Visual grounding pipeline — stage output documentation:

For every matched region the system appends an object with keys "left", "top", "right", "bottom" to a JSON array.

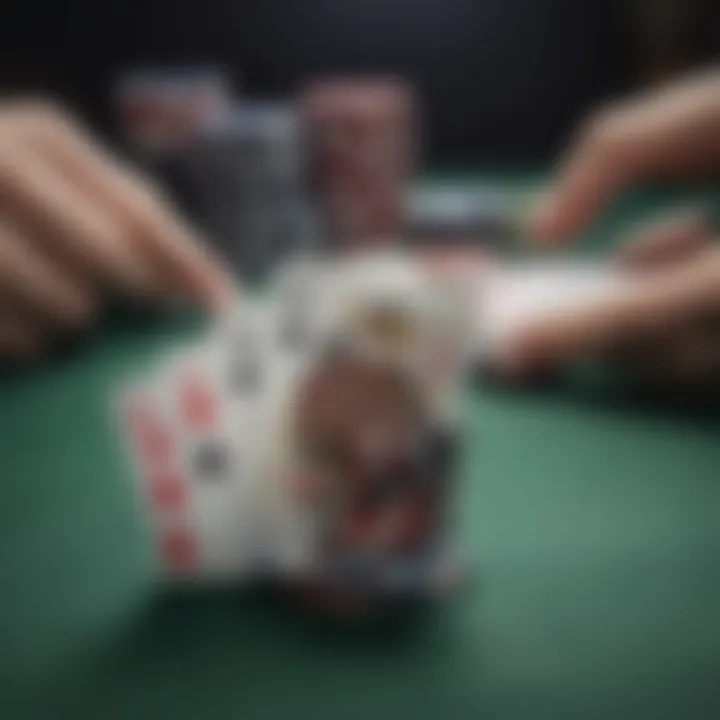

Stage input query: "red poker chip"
[{"left": 302, "top": 77, "right": 415, "bottom": 210}]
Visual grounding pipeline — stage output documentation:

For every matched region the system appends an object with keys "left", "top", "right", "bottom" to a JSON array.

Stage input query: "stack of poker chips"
[
  {"left": 113, "top": 66, "right": 235, "bottom": 219},
  {"left": 301, "top": 78, "right": 418, "bottom": 248},
  {"left": 177, "top": 104, "right": 319, "bottom": 283},
  {"left": 406, "top": 184, "right": 517, "bottom": 249},
  {"left": 114, "top": 66, "right": 234, "bottom": 154}
]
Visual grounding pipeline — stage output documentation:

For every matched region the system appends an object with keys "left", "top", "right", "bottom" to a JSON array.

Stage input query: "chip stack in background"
[
  {"left": 406, "top": 184, "right": 516, "bottom": 250},
  {"left": 113, "top": 66, "right": 235, "bottom": 221},
  {"left": 115, "top": 67, "right": 234, "bottom": 153},
  {"left": 177, "top": 103, "right": 319, "bottom": 283},
  {"left": 301, "top": 78, "right": 418, "bottom": 249}
]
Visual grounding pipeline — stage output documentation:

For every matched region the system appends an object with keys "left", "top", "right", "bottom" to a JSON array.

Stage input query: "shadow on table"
[
  {"left": 104, "top": 581, "right": 457, "bottom": 658},
  {"left": 475, "top": 366, "right": 720, "bottom": 428},
  {"left": 0, "top": 300, "right": 203, "bottom": 383},
  {"left": 56, "top": 583, "right": 470, "bottom": 720}
]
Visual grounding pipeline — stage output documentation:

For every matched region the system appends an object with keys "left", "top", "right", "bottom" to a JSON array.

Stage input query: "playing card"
[
  {"left": 118, "top": 343, "right": 264, "bottom": 583},
  {"left": 113, "top": 249, "right": 477, "bottom": 606},
  {"left": 259, "top": 252, "right": 473, "bottom": 599},
  {"left": 476, "top": 261, "right": 626, "bottom": 359},
  {"left": 268, "top": 255, "right": 337, "bottom": 361},
  {"left": 212, "top": 300, "right": 271, "bottom": 399},
  {"left": 209, "top": 296, "right": 322, "bottom": 576}
]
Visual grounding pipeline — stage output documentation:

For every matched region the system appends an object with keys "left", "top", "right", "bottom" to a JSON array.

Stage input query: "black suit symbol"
[
  {"left": 228, "top": 327, "right": 263, "bottom": 394},
  {"left": 193, "top": 440, "right": 230, "bottom": 481}
]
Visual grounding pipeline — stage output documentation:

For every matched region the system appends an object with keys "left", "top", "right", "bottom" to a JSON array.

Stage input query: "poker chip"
[
  {"left": 173, "top": 103, "right": 318, "bottom": 282},
  {"left": 301, "top": 78, "right": 417, "bottom": 246}
]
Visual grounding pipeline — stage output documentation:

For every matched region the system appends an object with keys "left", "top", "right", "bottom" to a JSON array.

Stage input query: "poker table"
[{"left": 1, "top": 175, "right": 720, "bottom": 720}]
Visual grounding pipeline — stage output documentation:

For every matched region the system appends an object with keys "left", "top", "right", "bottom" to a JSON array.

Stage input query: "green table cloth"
[{"left": 1, "top": 176, "right": 719, "bottom": 720}]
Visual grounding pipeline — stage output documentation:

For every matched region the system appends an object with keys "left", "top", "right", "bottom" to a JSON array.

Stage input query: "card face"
[
  {"left": 118, "top": 345, "right": 263, "bottom": 583},
  {"left": 472, "top": 261, "right": 624, "bottom": 359},
  {"left": 269, "top": 257, "right": 335, "bottom": 360},
  {"left": 221, "top": 310, "right": 268, "bottom": 398},
  {"left": 114, "top": 252, "right": 477, "bottom": 598}
]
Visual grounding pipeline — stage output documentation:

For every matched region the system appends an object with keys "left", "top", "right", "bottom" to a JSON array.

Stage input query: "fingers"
[
  {"left": 531, "top": 69, "right": 720, "bottom": 244},
  {"left": 0, "top": 97, "right": 237, "bottom": 360},
  {"left": 531, "top": 109, "right": 638, "bottom": 244},
  {"left": 0, "top": 218, "right": 94, "bottom": 327},
  {"left": 17, "top": 104, "right": 234, "bottom": 310},
  {"left": 496, "top": 247, "right": 720, "bottom": 377},
  {"left": 617, "top": 210, "right": 712, "bottom": 271},
  {"left": 0, "top": 139, "right": 151, "bottom": 295},
  {"left": 118, "top": 179, "right": 235, "bottom": 311}
]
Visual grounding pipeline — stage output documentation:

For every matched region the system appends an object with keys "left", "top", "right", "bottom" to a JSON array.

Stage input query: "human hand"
[
  {"left": 498, "top": 213, "right": 720, "bottom": 391},
  {"left": 0, "top": 99, "right": 233, "bottom": 357},
  {"left": 532, "top": 68, "right": 720, "bottom": 244}
]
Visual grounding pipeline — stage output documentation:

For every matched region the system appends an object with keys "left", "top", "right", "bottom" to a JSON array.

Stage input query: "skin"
[
  {"left": 0, "top": 99, "right": 233, "bottom": 358},
  {"left": 500, "top": 68, "right": 720, "bottom": 387}
]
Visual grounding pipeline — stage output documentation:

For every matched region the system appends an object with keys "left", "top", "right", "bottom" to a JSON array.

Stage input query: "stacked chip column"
[
  {"left": 302, "top": 79, "right": 417, "bottom": 249},
  {"left": 112, "top": 67, "right": 234, "bottom": 221},
  {"left": 180, "top": 104, "right": 318, "bottom": 283}
]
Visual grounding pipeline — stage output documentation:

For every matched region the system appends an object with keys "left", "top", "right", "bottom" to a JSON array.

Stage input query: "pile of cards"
[{"left": 115, "top": 250, "right": 476, "bottom": 609}]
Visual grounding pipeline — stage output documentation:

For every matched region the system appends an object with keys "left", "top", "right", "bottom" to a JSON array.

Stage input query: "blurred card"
[
  {"left": 117, "top": 345, "right": 263, "bottom": 583},
  {"left": 476, "top": 261, "right": 625, "bottom": 358}
]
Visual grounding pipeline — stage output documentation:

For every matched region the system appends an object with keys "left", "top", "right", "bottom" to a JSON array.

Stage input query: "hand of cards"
[{"left": 115, "top": 249, "right": 625, "bottom": 612}]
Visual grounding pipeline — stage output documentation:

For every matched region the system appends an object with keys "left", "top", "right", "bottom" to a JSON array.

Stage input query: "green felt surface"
[{"left": 1, "top": 179, "right": 720, "bottom": 720}]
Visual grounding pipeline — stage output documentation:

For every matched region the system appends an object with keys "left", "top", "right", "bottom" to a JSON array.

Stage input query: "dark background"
[{"left": 1, "top": 0, "right": 719, "bottom": 165}]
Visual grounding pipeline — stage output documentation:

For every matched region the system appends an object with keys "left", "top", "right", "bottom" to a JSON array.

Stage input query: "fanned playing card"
[
  {"left": 268, "top": 254, "right": 336, "bottom": 362},
  {"left": 117, "top": 341, "right": 266, "bottom": 583}
]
